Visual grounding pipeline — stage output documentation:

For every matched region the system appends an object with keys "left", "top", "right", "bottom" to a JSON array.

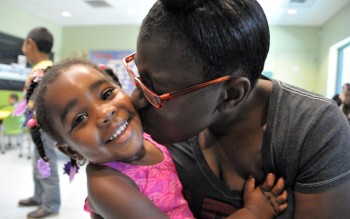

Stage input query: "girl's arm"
[{"left": 86, "top": 163, "right": 169, "bottom": 219}]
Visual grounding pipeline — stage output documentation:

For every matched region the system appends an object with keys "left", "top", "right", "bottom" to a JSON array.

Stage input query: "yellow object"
[
  {"left": 0, "top": 111, "right": 12, "bottom": 120},
  {"left": 32, "top": 60, "right": 53, "bottom": 71},
  {"left": 0, "top": 106, "right": 14, "bottom": 120}
]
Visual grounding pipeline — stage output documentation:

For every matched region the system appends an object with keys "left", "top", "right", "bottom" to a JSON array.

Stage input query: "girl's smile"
[{"left": 105, "top": 120, "right": 129, "bottom": 144}]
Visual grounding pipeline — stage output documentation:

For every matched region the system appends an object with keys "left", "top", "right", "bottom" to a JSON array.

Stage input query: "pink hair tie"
[
  {"left": 99, "top": 64, "right": 106, "bottom": 70},
  {"left": 27, "top": 119, "right": 37, "bottom": 128}
]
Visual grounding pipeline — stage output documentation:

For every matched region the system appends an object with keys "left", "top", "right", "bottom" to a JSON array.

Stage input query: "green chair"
[{"left": 0, "top": 113, "right": 25, "bottom": 154}]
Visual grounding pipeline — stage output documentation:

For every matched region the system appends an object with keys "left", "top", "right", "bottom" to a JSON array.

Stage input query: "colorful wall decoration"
[{"left": 89, "top": 50, "right": 136, "bottom": 95}]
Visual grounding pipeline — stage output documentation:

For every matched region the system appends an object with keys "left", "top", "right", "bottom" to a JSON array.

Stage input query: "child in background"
[
  {"left": 8, "top": 93, "right": 19, "bottom": 107},
  {"left": 22, "top": 58, "right": 287, "bottom": 219}
]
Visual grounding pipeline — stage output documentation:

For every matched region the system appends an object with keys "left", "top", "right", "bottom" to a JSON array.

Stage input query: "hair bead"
[{"left": 27, "top": 119, "right": 37, "bottom": 128}]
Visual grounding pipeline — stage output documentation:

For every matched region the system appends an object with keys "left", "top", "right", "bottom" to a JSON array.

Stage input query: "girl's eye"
[
  {"left": 101, "top": 88, "right": 118, "bottom": 100},
  {"left": 72, "top": 113, "right": 88, "bottom": 129}
]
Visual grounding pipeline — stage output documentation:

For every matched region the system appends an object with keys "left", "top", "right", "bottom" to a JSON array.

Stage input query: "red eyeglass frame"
[{"left": 123, "top": 52, "right": 233, "bottom": 109}]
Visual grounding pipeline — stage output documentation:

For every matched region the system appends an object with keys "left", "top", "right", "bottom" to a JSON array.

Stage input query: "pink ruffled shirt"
[{"left": 84, "top": 133, "right": 194, "bottom": 219}]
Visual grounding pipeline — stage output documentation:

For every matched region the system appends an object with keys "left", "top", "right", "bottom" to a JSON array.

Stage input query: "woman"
[{"left": 126, "top": 0, "right": 350, "bottom": 218}]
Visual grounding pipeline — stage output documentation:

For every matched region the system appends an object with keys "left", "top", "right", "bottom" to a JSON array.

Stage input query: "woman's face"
[
  {"left": 45, "top": 65, "right": 144, "bottom": 163},
  {"left": 132, "top": 41, "right": 223, "bottom": 145}
]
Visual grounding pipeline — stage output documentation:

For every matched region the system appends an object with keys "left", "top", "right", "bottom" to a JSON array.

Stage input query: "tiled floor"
[{"left": 0, "top": 136, "right": 90, "bottom": 219}]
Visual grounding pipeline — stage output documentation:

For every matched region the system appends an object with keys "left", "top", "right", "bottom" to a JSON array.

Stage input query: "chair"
[{"left": 0, "top": 113, "right": 25, "bottom": 154}]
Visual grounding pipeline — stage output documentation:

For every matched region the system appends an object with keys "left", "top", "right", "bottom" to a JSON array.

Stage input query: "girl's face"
[
  {"left": 45, "top": 65, "right": 144, "bottom": 163},
  {"left": 132, "top": 41, "right": 223, "bottom": 145}
]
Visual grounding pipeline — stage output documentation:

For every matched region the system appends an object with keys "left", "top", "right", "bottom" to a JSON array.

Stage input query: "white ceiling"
[{"left": 4, "top": 0, "right": 350, "bottom": 26}]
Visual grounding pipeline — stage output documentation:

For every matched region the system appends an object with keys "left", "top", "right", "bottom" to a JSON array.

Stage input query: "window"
[{"left": 335, "top": 42, "right": 350, "bottom": 94}]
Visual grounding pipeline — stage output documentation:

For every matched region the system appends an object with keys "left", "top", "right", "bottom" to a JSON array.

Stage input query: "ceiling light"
[
  {"left": 287, "top": 8, "right": 298, "bottom": 15},
  {"left": 61, "top": 11, "right": 71, "bottom": 17},
  {"left": 127, "top": 9, "right": 136, "bottom": 15}
]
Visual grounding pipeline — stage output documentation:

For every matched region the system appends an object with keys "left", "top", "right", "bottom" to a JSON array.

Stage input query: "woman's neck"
[
  {"left": 197, "top": 79, "right": 273, "bottom": 189},
  {"left": 208, "top": 78, "right": 272, "bottom": 138}
]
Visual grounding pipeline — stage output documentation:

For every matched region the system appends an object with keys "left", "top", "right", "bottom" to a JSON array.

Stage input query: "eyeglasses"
[{"left": 123, "top": 52, "right": 232, "bottom": 109}]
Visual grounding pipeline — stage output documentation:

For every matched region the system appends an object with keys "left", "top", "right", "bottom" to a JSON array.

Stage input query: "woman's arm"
[
  {"left": 294, "top": 181, "right": 350, "bottom": 218},
  {"left": 86, "top": 163, "right": 169, "bottom": 219},
  {"left": 292, "top": 103, "right": 350, "bottom": 218}
]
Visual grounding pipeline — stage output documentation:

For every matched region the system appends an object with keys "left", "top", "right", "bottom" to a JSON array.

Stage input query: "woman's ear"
[
  {"left": 218, "top": 77, "right": 251, "bottom": 113},
  {"left": 56, "top": 143, "right": 84, "bottom": 161}
]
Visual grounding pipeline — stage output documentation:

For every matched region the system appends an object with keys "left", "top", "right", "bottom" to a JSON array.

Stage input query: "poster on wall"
[{"left": 89, "top": 50, "right": 135, "bottom": 95}]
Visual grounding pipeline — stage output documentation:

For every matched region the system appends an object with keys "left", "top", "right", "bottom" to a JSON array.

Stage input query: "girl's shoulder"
[
  {"left": 86, "top": 163, "right": 136, "bottom": 185},
  {"left": 86, "top": 163, "right": 139, "bottom": 215},
  {"left": 85, "top": 163, "right": 168, "bottom": 218}
]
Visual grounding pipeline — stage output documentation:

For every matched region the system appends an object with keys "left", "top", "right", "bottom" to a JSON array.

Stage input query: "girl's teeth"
[{"left": 108, "top": 121, "right": 128, "bottom": 142}]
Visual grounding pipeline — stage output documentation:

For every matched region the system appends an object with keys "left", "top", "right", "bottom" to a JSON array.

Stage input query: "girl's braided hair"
[{"left": 26, "top": 58, "right": 121, "bottom": 163}]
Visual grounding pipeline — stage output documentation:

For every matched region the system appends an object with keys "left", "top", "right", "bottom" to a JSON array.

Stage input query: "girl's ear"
[
  {"left": 217, "top": 77, "right": 251, "bottom": 113},
  {"left": 56, "top": 143, "right": 84, "bottom": 161}
]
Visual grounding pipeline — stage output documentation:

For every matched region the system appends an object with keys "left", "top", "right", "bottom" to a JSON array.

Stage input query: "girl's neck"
[{"left": 122, "top": 140, "right": 164, "bottom": 166}]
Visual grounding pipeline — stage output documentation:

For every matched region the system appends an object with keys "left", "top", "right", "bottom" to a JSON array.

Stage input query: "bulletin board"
[{"left": 89, "top": 50, "right": 135, "bottom": 95}]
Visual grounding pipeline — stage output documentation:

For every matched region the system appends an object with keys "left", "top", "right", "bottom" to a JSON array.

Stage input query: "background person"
[
  {"left": 8, "top": 93, "right": 19, "bottom": 107},
  {"left": 18, "top": 27, "right": 61, "bottom": 219},
  {"left": 128, "top": 0, "right": 350, "bottom": 218},
  {"left": 339, "top": 85, "right": 350, "bottom": 124},
  {"left": 332, "top": 83, "right": 350, "bottom": 106}
]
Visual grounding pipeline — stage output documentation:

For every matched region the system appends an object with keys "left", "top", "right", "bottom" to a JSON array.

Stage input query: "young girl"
[{"left": 22, "top": 58, "right": 287, "bottom": 219}]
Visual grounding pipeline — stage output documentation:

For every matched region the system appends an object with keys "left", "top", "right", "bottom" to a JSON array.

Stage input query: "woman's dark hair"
[
  {"left": 138, "top": 0, "right": 270, "bottom": 87},
  {"left": 27, "top": 27, "right": 54, "bottom": 55},
  {"left": 26, "top": 58, "right": 121, "bottom": 162}
]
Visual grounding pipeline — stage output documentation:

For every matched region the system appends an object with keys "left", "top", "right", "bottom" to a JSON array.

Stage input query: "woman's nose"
[
  {"left": 97, "top": 105, "right": 115, "bottom": 127},
  {"left": 131, "top": 87, "right": 150, "bottom": 110}
]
